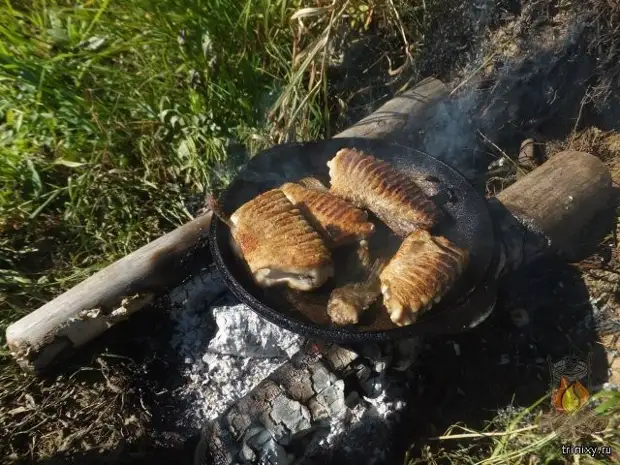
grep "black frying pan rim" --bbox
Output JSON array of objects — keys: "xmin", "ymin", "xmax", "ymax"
[{"xmin": 209, "ymin": 138, "xmax": 496, "ymax": 342}]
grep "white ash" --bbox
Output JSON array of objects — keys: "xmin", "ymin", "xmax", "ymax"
[
  {"xmin": 169, "ymin": 266, "xmax": 305, "ymax": 427},
  {"xmin": 168, "ymin": 266, "xmax": 407, "ymax": 461},
  {"xmin": 305, "ymin": 378, "xmax": 408, "ymax": 464},
  {"xmin": 208, "ymin": 305, "xmax": 304, "ymax": 358}
]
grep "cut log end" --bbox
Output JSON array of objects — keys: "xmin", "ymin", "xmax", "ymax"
[{"xmin": 496, "ymin": 150, "xmax": 614, "ymax": 266}]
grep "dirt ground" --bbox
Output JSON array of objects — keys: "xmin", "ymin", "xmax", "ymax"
[{"xmin": 2, "ymin": 1, "xmax": 620, "ymax": 464}]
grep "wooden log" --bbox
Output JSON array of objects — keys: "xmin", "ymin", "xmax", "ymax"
[
  {"xmin": 5, "ymin": 78, "xmax": 450, "ymax": 373},
  {"xmin": 5, "ymin": 212, "xmax": 213, "ymax": 372},
  {"xmin": 334, "ymin": 77, "xmax": 448, "ymax": 143},
  {"xmin": 493, "ymin": 150, "xmax": 614, "ymax": 273},
  {"xmin": 194, "ymin": 150, "xmax": 614, "ymax": 465}
]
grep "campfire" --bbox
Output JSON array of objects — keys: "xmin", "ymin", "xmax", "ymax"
[
  {"xmin": 4, "ymin": 77, "xmax": 616, "ymax": 465},
  {"xmin": 170, "ymin": 264, "xmax": 418, "ymax": 465}
]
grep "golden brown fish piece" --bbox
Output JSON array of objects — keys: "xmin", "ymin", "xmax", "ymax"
[
  {"xmin": 327, "ymin": 148, "xmax": 442, "ymax": 237},
  {"xmin": 229, "ymin": 189, "xmax": 334, "ymax": 291},
  {"xmin": 297, "ymin": 176, "xmax": 330, "ymax": 191},
  {"xmin": 327, "ymin": 258, "xmax": 386, "ymax": 326},
  {"xmin": 379, "ymin": 230, "xmax": 469, "ymax": 326},
  {"xmin": 280, "ymin": 181, "xmax": 375, "ymax": 248}
]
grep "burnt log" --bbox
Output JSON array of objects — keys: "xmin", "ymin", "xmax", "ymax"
[
  {"xmin": 194, "ymin": 344, "xmax": 359, "ymax": 465},
  {"xmin": 5, "ymin": 78, "xmax": 450, "ymax": 373}
]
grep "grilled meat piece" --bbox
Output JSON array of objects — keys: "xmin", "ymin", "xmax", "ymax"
[
  {"xmin": 230, "ymin": 188, "xmax": 334, "ymax": 291},
  {"xmin": 297, "ymin": 176, "xmax": 329, "ymax": 191},
  {"xmin": 327, "ymin": 148, "xmax": 442, "ymax": 237},
  {"xmin": 379, "ymin": 230, "xmax": 469, "ymax": 326},
  {"xmin": 327, "ymin": 258, "xmax": 386, "ymax": 326},
  {"xmin": 281, "ymin": 182, "xmax": 375, "ymax": 248}
]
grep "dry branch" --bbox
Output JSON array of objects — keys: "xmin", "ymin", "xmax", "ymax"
[{"xmin": 5, "ymin": 212, "xmax": 214, "ymax": 372}]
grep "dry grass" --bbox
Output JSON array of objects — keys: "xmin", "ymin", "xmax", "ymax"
[
  {"xmin": 406, "ymin": 391, "xmax": 620, "ymax": 465},
  {"xmin": 0, "ymin": 357, "xmax": 141, "ymax": 462}
]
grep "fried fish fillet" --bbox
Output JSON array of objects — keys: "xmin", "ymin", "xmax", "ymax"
[
  {"xmin": 327, "ymin": 258, "xmax": 386, "ymax": 326},
  {"xmin": 327, "ymin": 148, "xmax": 442, "ymax": 237},
  {"xmin": 230, "ymin": 189, "xmax": 334, "ymax": 291},
  {"xmin": 379, "ymin": 230, "xmax": 469, "ymax": 326},
  {"xmin": 280, "ymin": 181, "xmax": 375, "ymax": 248}
]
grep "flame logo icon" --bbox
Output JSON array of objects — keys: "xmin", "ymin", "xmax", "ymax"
[
  {"xmin": 551, "ymin": 376, "xmax": 590, "ymax": 414},
  {"xmin": 549, "ymin": 354, "xmax": 591, "ymax": 414}
]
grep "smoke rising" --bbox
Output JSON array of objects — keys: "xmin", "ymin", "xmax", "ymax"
[
  {"xmin": 337, "ymin": 1, "xmax": 620, "ymax": 183},
  {"xmin": 415, "ymin": 3, "xmax": 595, "ymax": 180}
]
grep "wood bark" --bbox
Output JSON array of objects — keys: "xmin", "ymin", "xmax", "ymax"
[
  {"xmin": 334, "ymin": 77, "xmax": 449, "ymax": 143},
  {"xmin": 5, "ymin": 212, "xmax": 213, "ymax": 372},
  {"xmin": 5, "ymin": 78, "xmax": 450, "ymax": 373}
]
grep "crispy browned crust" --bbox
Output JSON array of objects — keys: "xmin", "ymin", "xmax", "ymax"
[
  {"xmin": 379, "ymin": 230, "xmax": 469, "ymax": 326},
  {"xmin": 327, "ymin": 148, "xmax": 442, "ymax": 237},
  {"xmin": 280, "ymin": 182, "xmax": 375, "ymax": 247},
  {"xmin": 230, "ymin": 189, "xmax": 332, "ymax": 273}
]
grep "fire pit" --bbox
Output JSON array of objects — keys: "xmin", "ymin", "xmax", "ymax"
[
  {"xmin": 168, "ymin": 268, "xmax": 421, "ymax": 465},
  {"xmin": 3, "ymin": 78, "xmax": 614, "ymax": 465}
]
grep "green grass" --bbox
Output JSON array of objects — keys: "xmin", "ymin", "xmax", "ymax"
[
  {"xmin": 0, "ymin": 0, "xmax": 414, "ymax": 352},
  {"xmin": 0, "ymin": 2, "xmax": 418, "ymax": 460},
  {"xmin": 0, "ymin": 0, "xmax": 341, "ymax": 348}
]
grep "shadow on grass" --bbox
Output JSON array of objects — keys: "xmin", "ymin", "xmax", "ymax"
[
  {"xmin": 14, "ymin": 301, "xmax": 207, "ymax": 465},
  {"xmin": 397, "ymin": 258, "xmax": 609, "ymax": 460}
]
